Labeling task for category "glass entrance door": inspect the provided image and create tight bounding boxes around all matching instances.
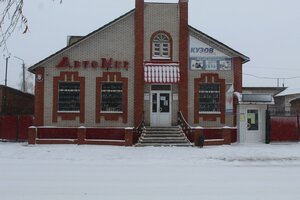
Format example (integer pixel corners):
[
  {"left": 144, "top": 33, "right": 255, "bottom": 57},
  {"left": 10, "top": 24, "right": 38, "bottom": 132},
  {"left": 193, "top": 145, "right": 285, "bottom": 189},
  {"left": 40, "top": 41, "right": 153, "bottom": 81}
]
[{"left": 151, "top": 91, "right": 171, "bottom": 127}]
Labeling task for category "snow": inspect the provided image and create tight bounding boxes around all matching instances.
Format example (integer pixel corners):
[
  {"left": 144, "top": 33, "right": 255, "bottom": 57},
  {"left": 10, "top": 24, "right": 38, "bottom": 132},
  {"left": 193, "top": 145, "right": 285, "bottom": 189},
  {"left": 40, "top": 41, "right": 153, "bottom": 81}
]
[{"left": 1, "top": 142, "right": 300, "bottom": 200}]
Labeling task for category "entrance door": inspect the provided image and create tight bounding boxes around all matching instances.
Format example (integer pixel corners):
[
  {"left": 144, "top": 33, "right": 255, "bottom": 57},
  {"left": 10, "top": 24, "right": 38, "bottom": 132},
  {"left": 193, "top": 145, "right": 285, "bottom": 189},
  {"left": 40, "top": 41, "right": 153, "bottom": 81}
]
[
  {"left": 151, "top": 91, "right": 171, "bottom": 127},
  {"left": 245, "top": 109, "right": 264, "bottom": 142}
]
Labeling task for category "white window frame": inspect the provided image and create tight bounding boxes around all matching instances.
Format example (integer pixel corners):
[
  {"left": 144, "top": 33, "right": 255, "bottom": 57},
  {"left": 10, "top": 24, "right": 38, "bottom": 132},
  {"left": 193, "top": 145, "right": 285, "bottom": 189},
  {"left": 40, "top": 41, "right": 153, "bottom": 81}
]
[{"left": 152, "top": 33, "right": 171, "bottom": 59}]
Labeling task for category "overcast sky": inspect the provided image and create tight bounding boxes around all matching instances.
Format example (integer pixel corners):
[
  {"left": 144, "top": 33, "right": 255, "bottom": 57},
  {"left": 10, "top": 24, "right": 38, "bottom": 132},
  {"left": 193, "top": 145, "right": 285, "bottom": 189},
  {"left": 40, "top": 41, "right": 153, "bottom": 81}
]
[{"left": 1, "top": 0, "right": 300, "bottom": 93}]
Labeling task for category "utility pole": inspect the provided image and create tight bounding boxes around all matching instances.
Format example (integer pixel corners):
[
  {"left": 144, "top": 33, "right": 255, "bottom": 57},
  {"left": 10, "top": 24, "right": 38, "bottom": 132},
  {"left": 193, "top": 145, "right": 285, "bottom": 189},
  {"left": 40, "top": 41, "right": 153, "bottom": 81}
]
[
  {"left": 3, "top": 56, "right": 9, "bottom": 114},
  {"left": 14, "top": 56, "right": 26, "bottom": 92},
  {"left": 4, "top": 56, "right": 9, "bottom": 87}
]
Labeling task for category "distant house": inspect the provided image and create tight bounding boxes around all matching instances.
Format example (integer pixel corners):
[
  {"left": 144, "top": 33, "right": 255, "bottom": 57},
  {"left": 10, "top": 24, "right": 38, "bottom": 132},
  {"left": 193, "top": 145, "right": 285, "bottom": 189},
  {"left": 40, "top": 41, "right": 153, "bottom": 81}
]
[
  {"left": 274, "top": 89, "right": 300, "bottom": 114},
  {"left": 0, "top": 85, "right": 34, "bottom": 115},
  {"left": 243, "top": 87, "right": 300, "bottom": 114}
]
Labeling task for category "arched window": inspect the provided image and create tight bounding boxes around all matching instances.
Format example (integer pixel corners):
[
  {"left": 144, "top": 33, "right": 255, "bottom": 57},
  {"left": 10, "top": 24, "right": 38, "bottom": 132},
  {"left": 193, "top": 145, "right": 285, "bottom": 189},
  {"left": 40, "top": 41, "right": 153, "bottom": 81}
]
[{"left": 152, "top": 32, "right": 171, "bottom": 59}]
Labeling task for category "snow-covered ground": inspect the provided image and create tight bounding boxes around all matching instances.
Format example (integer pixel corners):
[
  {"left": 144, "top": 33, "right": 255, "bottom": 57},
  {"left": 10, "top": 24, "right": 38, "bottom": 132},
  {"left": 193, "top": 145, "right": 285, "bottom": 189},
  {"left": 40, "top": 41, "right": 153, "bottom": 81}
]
[{"left": 1, "top": 142, "right": 300, "bottom": 200}]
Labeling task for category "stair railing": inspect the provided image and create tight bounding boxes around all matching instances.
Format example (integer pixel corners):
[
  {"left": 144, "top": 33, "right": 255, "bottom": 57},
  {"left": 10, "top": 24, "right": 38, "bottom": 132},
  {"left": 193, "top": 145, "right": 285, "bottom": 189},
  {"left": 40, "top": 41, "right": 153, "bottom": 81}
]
[
  {"left": 135, "top": 111, "right": 145, "bottom": 137},
  {"left": 177, "top": 111, "right": 193, "bottom": 136}
]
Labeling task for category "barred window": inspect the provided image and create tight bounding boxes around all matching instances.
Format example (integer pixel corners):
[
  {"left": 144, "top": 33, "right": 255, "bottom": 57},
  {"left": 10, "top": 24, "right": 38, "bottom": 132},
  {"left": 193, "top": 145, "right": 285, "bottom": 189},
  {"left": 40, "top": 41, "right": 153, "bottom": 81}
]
[
  {"left": 101, "top": 83, "right": 123, "bottom": 112},
  {"left": 199, "top": 83, "right": 220, "bottom": 113},
  {"left": 152, "top": 33, "right": 170, "bottom": 59},
  {"left": 58, "top": 82, "right": 80, "bottom": 111}
]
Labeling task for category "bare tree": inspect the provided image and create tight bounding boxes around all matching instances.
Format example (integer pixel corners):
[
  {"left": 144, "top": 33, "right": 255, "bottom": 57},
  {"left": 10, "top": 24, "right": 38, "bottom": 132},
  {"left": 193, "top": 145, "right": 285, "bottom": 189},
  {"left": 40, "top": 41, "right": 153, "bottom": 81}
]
[
  {"left": 0, "top": 0, "right": 28, "bottom": 50},
  {"left": 0, "top": 0, "right": 62, "bottom": 51}
]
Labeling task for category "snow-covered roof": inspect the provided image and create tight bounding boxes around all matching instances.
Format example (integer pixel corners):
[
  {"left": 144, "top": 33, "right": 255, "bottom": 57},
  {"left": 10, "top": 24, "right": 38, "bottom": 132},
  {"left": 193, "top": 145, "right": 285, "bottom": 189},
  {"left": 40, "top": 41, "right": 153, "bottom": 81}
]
[
  {"left": 275, "top": 88, "right": 300, "bottom": 97},
  {"left": 234, "top": 92, "right": 274, "bottom": 105}
]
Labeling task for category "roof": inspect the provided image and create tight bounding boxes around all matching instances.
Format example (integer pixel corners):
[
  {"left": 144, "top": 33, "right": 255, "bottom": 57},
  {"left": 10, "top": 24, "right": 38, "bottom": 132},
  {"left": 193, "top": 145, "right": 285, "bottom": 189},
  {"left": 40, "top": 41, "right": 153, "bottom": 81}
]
[
  {"left": 275, "top": 88, "right": 300, "bottom": 97},
  {"left": 28, "top": 9, "right": 135, "bottom": 73},
  {"left": 234, "top": 92, "right": 274, "bottom": 105},
  {"left": 243, "top": 87, "right": 287, "bottom": 96},
  {"left": 189, "top": 25, "right": 250, "bottom": 63},
  {"left": 29, "top": 6, "right": 250, "bottom": 73}
]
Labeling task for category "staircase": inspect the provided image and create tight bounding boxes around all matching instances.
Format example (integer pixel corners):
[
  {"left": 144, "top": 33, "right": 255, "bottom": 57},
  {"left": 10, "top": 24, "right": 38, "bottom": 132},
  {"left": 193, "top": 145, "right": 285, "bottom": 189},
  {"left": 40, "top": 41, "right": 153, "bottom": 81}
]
[{"left": 136, "top": 126, "right": 193, "bottom": 147}]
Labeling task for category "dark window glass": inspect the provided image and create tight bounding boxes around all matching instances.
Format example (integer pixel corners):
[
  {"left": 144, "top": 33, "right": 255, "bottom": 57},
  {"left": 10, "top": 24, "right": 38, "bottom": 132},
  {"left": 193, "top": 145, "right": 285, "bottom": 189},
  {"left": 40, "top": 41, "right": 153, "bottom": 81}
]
[
  {"left": 58, "top": 82, "right": 80, "bottom": 111},
  {"left": 199, "top": 83, "right": 220, "bottom": 112},
  {"left": 247, "top": 110, "right": 259, "bottom": 131},
  {"left": 101, "top": 83, "right": 123, "bottom": 112}
]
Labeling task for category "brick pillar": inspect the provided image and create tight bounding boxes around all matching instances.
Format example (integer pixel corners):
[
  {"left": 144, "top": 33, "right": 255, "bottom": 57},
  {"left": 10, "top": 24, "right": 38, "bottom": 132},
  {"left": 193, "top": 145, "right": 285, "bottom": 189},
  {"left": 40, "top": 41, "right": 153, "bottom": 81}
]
[
  {"left": 77, "top": 126, "right": 86, "bottom": 145},
  {"left": 193, "top": 126, "right": 204, "bottom": 147},
  {"left": 233, "top": 57, "right": 243, "bottom": 127},
  {"left": 28, "top": 126, "right": 37, "bottom": 145},
  {"left": 125, "top": 127, "right": 134, "bottom": 146},
  {"left": 233, "top": 57, "right": 243, "bottom": 93},
  {"left": 222, "top": 126, "right": 232, "bottom": 145},
  {"left": 34, "top": 67, "right": 45, "bottom": 126},
  {"left": 179, "top": 0, "right": 189, "bottom": 119},
  {"left": 134, "top": 0, "right": 145, "bottom": 127}
]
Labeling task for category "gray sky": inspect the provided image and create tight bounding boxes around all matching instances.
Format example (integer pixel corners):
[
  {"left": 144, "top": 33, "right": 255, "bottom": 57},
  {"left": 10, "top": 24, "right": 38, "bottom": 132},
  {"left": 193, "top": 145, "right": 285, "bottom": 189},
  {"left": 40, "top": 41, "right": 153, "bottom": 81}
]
[{"left": 1, "top": 0, "right": 300, "bottom": 93}]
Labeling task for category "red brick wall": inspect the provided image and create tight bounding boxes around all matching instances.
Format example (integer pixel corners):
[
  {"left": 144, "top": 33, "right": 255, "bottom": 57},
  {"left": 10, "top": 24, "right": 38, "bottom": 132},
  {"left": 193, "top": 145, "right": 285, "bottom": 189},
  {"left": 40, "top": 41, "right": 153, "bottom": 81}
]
[
  {"left": 233, "top": 57, "right": 243, "bottom": 126},
  {"left": 233, "top": 57, "right": 243, "bottom": 93},
  {"left": 179, "top": 0, "right": 189, "bottom": 119},
  {"left": 194, "top": 73, "right": 226, "bottom": 124},
  {"left": 34, "top": 67, "right": 45, "bottom": 126},
  {"left": 52, "top": 72, "right": 85, "bottom": 123},
  {"left": 0, "top": 86, "right": 34, "bottom": 115},
  {"left": 95, "top": 72, "right": 128, "bottom": 124},
  {"left": 134, "top": 0, "right": 145, "bottom": 127}
]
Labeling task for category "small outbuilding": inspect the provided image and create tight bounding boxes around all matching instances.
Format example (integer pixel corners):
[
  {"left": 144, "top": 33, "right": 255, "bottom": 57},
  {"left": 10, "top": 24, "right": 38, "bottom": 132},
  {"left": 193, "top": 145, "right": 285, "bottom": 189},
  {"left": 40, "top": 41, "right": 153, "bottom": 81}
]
[{"left": 236, "top": 93, "right": 274, "bottom": 143}]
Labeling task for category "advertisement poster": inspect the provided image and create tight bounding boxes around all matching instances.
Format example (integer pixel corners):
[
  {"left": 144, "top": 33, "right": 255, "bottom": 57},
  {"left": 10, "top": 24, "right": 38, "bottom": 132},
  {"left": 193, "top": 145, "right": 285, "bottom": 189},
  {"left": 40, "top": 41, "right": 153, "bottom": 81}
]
[{"left": 189, "top": 36, "right": 232, "bottom": 71}]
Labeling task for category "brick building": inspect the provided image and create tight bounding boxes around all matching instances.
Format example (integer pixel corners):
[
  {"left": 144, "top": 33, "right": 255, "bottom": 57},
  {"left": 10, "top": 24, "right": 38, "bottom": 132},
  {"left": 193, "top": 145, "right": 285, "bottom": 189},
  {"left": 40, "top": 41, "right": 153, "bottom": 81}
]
[
  {"left": 0, "top": 85, "right": 34, "bottom": 115},
  {"left": 28, "top": 0, "right": 249, "bottom": 145}
]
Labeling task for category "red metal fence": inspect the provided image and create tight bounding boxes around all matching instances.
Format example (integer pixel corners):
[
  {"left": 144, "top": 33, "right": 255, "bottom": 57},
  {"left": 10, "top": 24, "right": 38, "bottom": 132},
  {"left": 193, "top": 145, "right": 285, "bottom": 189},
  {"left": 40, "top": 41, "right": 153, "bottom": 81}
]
[
  {"left": 0, "top": 115, "right": 34, "bottom": 141},
  {"left": 266, "top": 110, "right": 300, "bottom": 142},
  {"left": 270, "top": 116, "right": 299, "bottom": 141}
]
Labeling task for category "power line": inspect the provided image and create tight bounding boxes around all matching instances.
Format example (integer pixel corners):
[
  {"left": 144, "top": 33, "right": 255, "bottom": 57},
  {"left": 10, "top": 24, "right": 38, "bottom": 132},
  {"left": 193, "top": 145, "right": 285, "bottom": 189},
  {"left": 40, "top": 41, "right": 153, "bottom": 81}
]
[{"left": 243, "top": 73, "right": 300, "bottom": 80}]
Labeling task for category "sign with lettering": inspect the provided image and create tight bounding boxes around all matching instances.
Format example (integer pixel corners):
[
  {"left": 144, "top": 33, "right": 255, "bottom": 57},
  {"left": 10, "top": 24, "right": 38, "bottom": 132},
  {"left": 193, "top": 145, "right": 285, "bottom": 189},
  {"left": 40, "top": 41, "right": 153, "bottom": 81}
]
[
  {"left": 189, "top": 36, "right": 232, "bottom": 71},
  {"left": 56, "top": 57, "right": 129, "bottom": 70}
]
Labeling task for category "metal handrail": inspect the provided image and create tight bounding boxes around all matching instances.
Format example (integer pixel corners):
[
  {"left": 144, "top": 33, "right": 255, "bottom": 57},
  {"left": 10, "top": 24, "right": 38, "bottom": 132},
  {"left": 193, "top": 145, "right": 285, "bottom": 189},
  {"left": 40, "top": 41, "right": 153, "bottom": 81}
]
[
  {"left": 177, "top": 111, "right": 193, "bottom": 136},
  {"left": 135, "top": 111, "right": 145, "bottom": 136}
]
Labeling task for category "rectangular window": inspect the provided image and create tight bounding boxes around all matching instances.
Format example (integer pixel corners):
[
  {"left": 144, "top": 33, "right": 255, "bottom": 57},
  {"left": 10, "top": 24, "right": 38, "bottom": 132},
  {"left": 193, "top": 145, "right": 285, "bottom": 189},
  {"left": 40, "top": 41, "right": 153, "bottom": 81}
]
[
  {"left": 101, "top": 83, "right": 123, "bottom": 112},
  {"left": 58, "top": 82, "right": 80, "bottom": 111},
  {"left": 152, "top": 43, "right": 170, "bottom": 58},
  {"left": 247, "top": 109, "right": 259, "bottom": 131},
  {"left": 199, "top": 83, "right": 220, "bottom": 113}
]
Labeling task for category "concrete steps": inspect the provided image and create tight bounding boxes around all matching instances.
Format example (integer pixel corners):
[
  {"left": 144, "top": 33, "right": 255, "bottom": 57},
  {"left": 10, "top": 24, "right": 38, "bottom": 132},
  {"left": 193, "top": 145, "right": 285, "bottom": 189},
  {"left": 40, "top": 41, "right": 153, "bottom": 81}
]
[{"left": 136, "top": 126, "right": 193, "bottom": 147}]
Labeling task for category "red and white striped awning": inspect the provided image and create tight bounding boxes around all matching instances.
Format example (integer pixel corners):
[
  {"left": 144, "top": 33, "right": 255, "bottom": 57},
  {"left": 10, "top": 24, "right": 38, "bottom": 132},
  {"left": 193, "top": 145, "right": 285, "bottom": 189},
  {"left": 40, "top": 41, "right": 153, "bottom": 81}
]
[{"left": 144, "top": 63, "right": 180, "bottom": 83}]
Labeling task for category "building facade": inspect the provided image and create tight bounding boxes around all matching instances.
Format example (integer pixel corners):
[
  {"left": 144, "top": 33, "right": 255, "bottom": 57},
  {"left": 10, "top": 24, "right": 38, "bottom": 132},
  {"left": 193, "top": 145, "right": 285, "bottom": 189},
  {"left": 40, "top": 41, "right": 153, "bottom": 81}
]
[
  {"left": 0, "top": 85, "right": 34, "bottom": 115},
  {"left": 29, "top": 0, "right": 249, "bottom": 144}
]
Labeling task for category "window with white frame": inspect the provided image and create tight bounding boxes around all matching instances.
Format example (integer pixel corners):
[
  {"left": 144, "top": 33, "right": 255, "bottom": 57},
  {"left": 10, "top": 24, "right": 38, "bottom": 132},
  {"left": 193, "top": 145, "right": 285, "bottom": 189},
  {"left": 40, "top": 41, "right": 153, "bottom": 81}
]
[
  {"left": 199, "top": 83, "right": 220, "bottom": 113},
  {"left": 101, "top": 83, "right": 123, "bottom": 112},
  {"left": 152, "top": 33, "right": 170, "bottom": 59},
  {"left": 58, "top": 82, "right": 80, "bottom": 111}
]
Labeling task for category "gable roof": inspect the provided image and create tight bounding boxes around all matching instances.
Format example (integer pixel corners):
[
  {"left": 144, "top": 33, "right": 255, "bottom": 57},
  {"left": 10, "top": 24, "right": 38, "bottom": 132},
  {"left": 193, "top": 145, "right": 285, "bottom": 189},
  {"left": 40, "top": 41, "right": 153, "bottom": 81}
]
[
  {"left": 29, "top": 9, "right": 135, "bottom": 73},
  {"left": 29, "top": 7, "right": 250, "bottom": 73},
  {"left": 189, "top": 25, "right": 250, "bottom": 63}
]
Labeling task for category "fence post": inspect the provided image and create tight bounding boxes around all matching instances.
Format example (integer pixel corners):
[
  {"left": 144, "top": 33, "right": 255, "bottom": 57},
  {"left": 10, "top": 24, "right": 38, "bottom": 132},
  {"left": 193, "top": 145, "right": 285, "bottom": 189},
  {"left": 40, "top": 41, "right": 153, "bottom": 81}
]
[
  {"left": 16, "top": 115, "right": 20, "bottom": 142},
  {"left": 28, "top": 126, "right": 37, "bottom": 145},
  {"left": 265, "top": 110, "right": 271, "bottom": 144},
  {"left": 125, "top": 127, "right": 134, "bottom": 146},
  {"left": 222, "top": 126, "right": 232, "bottom": 145},
  {"left": 77, "top": 126, "right": 86, "bottom": 145},
  {"left": 194, "top": 126, "right": 204, "bottom": 147}
]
